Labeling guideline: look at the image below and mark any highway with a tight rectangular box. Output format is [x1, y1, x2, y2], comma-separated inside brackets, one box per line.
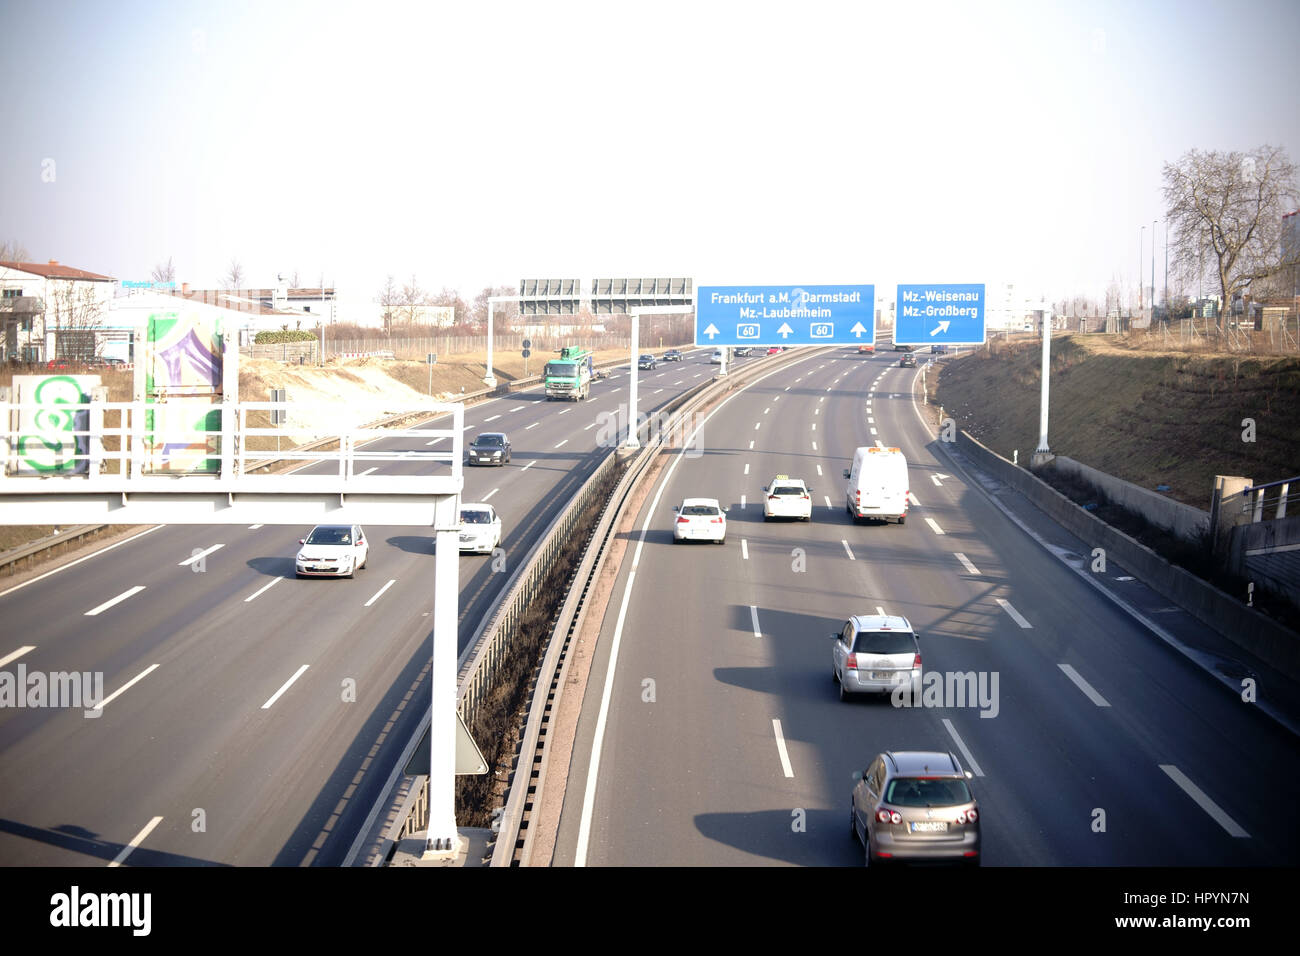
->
[553, 346, 1300, 866]
[0, 349, 716, 866]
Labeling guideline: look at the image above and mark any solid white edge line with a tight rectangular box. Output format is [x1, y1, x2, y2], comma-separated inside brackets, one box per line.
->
[90, 663, 160, 713]
[85, 585, 146, 616]
[364, 579, 397, 607]
[244, 575, 285, 603]
[0, 645, 37, 668]
[179, 543, 224, 566]
[1058, 663, 1112, 707]
[0, 525, 163, 599]
[1159, 764, 1249, 837]
[750, 604, 762, 638]
[996, 597, 1033, 628]
[772, 719, 795, 777]
[107, 815, 164, 868]
[262, 664, 310, 710]
[942, 718, 985, 777]
[577, 352, 815, 864]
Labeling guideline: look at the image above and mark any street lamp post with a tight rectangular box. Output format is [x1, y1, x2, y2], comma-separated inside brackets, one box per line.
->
[1139, 225, 1145, 317]
[1151, 219, 1158, 323]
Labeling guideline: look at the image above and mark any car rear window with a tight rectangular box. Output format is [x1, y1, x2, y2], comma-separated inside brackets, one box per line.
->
[885, 777, 972, 807]
[853, 630, 916, 654]
[682, 505, 719, 516]
[772, 485, 804, 496]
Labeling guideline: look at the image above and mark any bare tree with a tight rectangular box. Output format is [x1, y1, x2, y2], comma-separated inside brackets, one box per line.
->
[376, 275, 400, 335]
[397, 273, 426, 328]
[0, 239, 31, 263]
[1164, 145, 1300, 328]
[429, 287, 470, 327]
[471, 285, 520, 330]
[223, 258, 245, 290]
[151, 257, 176, 284]
[46, 280, 108, 360]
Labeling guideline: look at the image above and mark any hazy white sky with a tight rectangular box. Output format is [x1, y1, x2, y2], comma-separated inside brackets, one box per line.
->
[2, 0, 1297, 310]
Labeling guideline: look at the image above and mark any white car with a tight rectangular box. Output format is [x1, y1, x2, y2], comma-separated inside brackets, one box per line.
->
[296, 523, 369, 578]
[763, 475, 812, 521]
[710, 350, 723, 364]
[457, 503, 502, 554]
[672, 497, 727, 544]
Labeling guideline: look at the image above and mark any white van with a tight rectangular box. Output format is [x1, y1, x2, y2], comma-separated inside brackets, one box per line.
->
[843, 446, 909, 524]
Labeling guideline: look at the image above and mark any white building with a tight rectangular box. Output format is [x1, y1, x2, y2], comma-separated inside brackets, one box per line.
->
[0, 259, 116, 362]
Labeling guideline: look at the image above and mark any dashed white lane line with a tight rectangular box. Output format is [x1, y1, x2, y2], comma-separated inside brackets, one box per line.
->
[653, 389, 663, 394]
[924, 517, 944, 535]
[249, 524, 263, 530]
[842, 539, 856, 560]
[874, 440, 883, 448]
[521, 461, 536, 471]
[875, 605, 887, 616]
[996, 598, 1033, 628]
[869, 427, 877, 436]
[1058, 664, 1111, 707]
[262, 664, 310, 710]
[245, 576, 285, 602]
[509, 405, 525, 412]
[584, 422, 597, 430]
[908, 491, 922, 507]
[740, 494, 747, 509]
[811, 423, 817, 431]
[942, 718, 985, 777]
[744, 463, 750, 475]
[85, 586, 146, 616]
[812, 441, 818, 450]
[816, 465, 823, 476]
[815, 408, 820, 415]
[750, 604, 762, 638]
[824, 495, 833, 509]
[819, 396, 825, 403]
[426, 437, 447, 445]
[741, 539, 749, 560]
[93, 663, 160, 711]
[108, 815, 164, 868]
[364, 579, 397, 607]
[772, 719, 795, 778]
[867, 417, 874, 424]
[764, 407, 770, 414]
[558, 408, 570, 415]
[954, 552, 980, 574]
[526, 422, 539, 430]
[179, 544, 223, 566]
[482, 487, 499, 501]
[357, 467, 378, 477]
[554, 439, 569, 449]
[484, 414, 501, 422]
[1159, 765, 1249, 837]
[749, 440, 755, 449]
[754, 422, 760, 430]
[0, 645, 36, 668]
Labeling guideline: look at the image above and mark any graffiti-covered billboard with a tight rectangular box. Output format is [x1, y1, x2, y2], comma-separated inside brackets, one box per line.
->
[137, 311, 232, 474]
[10, 375, 101, 475]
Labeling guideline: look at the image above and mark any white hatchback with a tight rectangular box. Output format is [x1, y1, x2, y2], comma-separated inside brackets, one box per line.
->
[672, 497, 727, 544]
[763, 475, 812, 521]
[296, 524, 369, 578]
[457, 503, 502, 554]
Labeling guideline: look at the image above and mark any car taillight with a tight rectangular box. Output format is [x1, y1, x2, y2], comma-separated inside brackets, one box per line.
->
[677, 516, 689, 523]
[801, 494, 809, 499]
[768, 495, 779, 500]
[876, 809, 901, 825]
[846, 653, 857, 670]
[710, 517, 722, 523]
[912, 653, 921, 668]
[965, 808, 978, 823]
[875, 809, 891, 823]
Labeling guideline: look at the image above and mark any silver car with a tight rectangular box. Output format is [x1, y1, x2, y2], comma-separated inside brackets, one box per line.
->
[830, 614, 921, 701]
[851, 751, 981, 866]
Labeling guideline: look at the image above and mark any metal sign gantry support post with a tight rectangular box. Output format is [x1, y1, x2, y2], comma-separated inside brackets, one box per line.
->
[1032, 309, 1054, 467]
[624, 304, 694, 449]
[486, 286, 589, 389]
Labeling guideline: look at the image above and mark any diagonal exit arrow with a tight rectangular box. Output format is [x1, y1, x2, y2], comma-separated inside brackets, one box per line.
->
[703, 323, 720, 339]
[929, 320, 951, 337]
[851, 322, 867, 338]
[777, 322, 793, 339]
[930, 473, 951, 487]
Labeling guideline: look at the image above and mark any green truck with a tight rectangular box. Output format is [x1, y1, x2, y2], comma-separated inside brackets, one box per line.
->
[543, 346, 594, 400]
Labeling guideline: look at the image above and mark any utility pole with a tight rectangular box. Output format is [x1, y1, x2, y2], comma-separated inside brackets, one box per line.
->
[1163, 222, 1169, 322]
[1139, 225, 1145, 316]
[1151, 219, 1158, 323]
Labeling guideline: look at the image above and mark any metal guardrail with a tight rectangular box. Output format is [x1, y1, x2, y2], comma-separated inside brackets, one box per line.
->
[1242, 476, 1295, 522]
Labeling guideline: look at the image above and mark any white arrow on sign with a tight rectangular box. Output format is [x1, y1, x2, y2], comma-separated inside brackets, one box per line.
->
[851, 322, 868, 338]
[703, 323, 720, 339]
[929, 320, 951, 337]
[930, 473, 951, 487]
[777, 322, 794, 339]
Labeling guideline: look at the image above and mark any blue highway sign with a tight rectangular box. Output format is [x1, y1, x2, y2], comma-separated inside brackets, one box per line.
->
[895, 284, 986, 345]
[696, 284, 875, 346]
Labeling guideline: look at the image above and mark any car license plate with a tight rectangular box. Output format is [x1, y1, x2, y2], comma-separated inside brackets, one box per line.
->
[909, 821, 948, 832]
[872, 671, 896, 680]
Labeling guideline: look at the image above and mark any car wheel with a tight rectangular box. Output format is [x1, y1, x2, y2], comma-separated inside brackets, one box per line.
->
[864, 839, 873, 867]
[716, 536, 725, 545]
[839, 678, 849, 702]
[850, 802, 859, 841]
[897, 515, 906, 525]
[763, 514, 770, 522]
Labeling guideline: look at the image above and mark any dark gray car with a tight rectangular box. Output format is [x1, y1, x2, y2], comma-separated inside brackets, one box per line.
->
[851, 751, 981, 866]
[467, 431, 511, 466]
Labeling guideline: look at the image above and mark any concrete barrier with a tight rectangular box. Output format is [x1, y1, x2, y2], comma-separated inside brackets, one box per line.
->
[1048, 455, 1210, 543]
[952, 430, 1300, 682]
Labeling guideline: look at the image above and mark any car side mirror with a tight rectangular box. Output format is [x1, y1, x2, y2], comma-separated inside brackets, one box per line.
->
[842, 469, 850, 478]
[672, 505, 679, 513]
[299, 539, 306, 545]
[830, 633, 839, 640]
[965, 771, 973, 779]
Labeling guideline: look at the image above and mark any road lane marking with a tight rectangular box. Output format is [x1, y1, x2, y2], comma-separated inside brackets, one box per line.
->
[426, 437, 447, 445]
[869, 427, 877, 435]
[942, 718, 984, 777]
[842, 539, 856, 560]
[653, 388, 663, 394]
[1058, 664, 1111, 707]
[245, 576, 285, 602]
[744, 463, 750, 475]
[509, 405, 525, 412]
[740, 494, 746, 509]
[93, 663, 160, 711]
[875, 605, 887, 615]
[772, 719, 794, 777]
[521, 461, 536, 471]
[526, 422, 539, 430]
[262, 664, 310, 710]
[85, 586, 146, 616]
[357, 467, 378, 477]
[364, 579, 397, 607]
[754, 422, 760, 430]
[249, 524, 263, 529]
[750, 605, 762, 638]
[874, 440, 883, 448]
[0, 646, 36, 668]
[924, 517, 944, 534]
[867, 416, 874, 423]
[908, 492, 922, 506]
[179, 544, 223, 566]
[554, 439, 569, 449]
[484, 414, 501, 422]
[741, 539, 749, 560]
[812, 441, 818, 450]
[954, 552, 980, 574]
[996, 598, 1032, 628]
[584, 422, 597, 430]
[107, 816, 164, 868]
[824, 495, 833, 509]
[1159, 765, 1249, 837]
[816, 465, 823, 476]
[815, 408, 820, 415]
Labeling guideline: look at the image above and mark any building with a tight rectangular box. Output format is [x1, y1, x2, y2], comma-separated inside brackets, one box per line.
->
[0, 260, 116, 362]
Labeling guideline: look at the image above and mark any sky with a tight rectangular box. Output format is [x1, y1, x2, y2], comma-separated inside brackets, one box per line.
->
[1, 0, 1298, 315]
